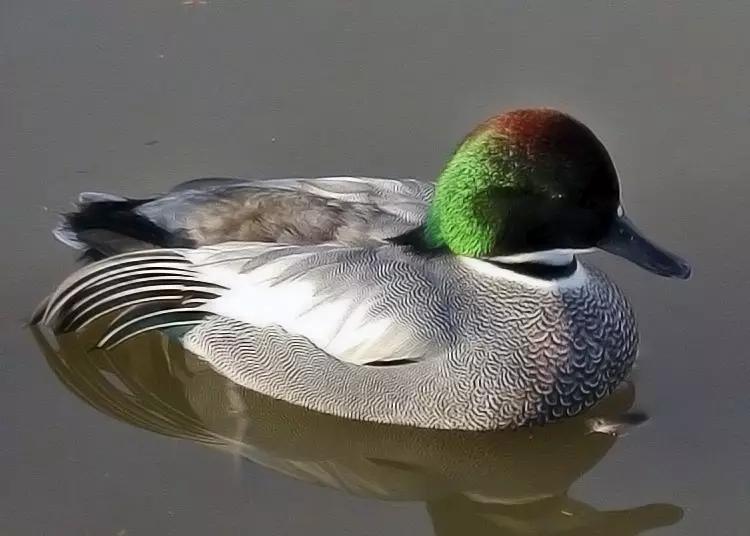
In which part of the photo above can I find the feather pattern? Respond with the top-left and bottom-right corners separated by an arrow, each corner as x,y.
37,241 -> 639,430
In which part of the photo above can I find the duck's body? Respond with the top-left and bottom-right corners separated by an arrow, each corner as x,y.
39,241 -> 636,430
36,108 -> 690,430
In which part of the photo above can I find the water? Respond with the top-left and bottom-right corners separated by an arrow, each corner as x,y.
1,1 -> 748,534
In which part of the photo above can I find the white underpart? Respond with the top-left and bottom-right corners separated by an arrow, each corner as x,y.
194,254 -> 398,364
459,255 -> 590,290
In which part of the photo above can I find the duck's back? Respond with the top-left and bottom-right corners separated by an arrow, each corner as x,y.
54,176 -> 433,259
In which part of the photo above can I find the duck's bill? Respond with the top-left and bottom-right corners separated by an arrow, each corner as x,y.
598,214 -> 691,279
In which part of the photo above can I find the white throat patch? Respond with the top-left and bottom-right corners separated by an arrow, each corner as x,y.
459,254 -> 590,290
488,248 -> 595,266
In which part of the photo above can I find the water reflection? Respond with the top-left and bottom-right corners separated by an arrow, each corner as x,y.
30,325 -> 683,535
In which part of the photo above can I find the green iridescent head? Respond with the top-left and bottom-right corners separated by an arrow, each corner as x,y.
424,108 -> 690,278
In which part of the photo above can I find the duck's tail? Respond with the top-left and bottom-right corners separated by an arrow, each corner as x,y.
53,192 -> 190,261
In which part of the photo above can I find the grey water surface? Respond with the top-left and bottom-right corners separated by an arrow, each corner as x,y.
1,2 -> 748,535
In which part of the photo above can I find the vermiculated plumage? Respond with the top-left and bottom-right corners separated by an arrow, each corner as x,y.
38,242 -> 638,431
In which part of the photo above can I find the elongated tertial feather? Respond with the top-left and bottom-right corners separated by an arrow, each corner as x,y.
40,250 -> 191,323
37,248 -> 227,348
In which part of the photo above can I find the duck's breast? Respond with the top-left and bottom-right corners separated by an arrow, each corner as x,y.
441,259 -> 638,427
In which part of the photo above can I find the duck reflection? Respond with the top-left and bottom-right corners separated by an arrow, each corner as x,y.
31,326 -> 683,535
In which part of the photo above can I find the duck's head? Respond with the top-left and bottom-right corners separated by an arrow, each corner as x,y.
425,108 -> 691,279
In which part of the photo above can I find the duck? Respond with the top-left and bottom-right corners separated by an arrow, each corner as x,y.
34,108 -> 691,431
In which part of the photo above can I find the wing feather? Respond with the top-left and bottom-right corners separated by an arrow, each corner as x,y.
185,243 -> 456,365
38,241 -> 456,364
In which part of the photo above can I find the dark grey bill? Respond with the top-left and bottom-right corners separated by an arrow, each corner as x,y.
598,213 -> 691,279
